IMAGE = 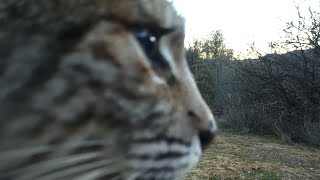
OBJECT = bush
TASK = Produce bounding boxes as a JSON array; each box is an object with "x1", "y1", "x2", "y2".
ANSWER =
[{"x1": 186, "y1": 5, "x2": 320, "y2": 145}]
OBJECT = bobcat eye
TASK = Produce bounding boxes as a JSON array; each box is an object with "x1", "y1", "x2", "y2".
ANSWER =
[
  {"x1": 133, "y1": 28, "x2": 173, "y2": 54},
  {"x1": 134, "y1": 29, "x2": 158, "y2": 54},
  {"x1": 133, "y1": 27, "x2": 176, "y2": 85},
  {"x1": 133, "y1": 28, "x2": 173, "y2": 69}
]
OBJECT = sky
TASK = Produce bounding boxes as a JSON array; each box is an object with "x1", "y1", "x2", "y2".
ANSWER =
[{"x1": 172, "y1": 0, "x2": 319, "y2": 58}]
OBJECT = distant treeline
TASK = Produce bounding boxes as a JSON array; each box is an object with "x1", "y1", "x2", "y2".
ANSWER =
[{"x1": 186, "y1": 7, "x2": 320, "y2": 146}]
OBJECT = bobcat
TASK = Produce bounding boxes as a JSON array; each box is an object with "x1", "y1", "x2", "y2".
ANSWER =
[{"x1": 0, "y1": 0, "x2": 217, "y2": 179}]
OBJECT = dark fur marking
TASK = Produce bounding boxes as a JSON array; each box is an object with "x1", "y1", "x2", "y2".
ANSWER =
[
  {"x1": 127, "y1": 151, "x2": 188, "y2": 161},
  {"x1": 133, "y1": 136, "x2": 191, "y2": 147}
]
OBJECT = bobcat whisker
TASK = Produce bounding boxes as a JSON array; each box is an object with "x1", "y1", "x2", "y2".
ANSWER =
[
  {"x1": 86, "y1": 165, "x2": 124, "y2": 180},
  {"x1": 0, "y1": 146, "x2": 52, "y2": 164},
  {"x1": 125, "y1": 158, "x2": 190, "y2": 179},
  {"x1": 14, "y1": 152, "x2": 102, "y2": 180},
  {"x1": 33, "y1": 159, "x2": 115, "y2": 180},
  {"x1": 75, "y1": 165, "x2": 122, "y2": 180},
  {"x1": 126, "y1": 171, "x2": 144, "y2": 180},
  {"x1": 69, "y1": 139, "x2": 106, "y2": 146},
  {"x1": 75, "y1": 168, "x2": 107, "y2": 180},
  {"x1": 108, "y1": 176, "x2": 122, "y2": 180}
]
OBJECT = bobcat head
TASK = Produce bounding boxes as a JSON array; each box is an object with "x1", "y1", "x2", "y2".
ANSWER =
[{"x1": 0, "y1": 0, "x2": 217, "y2": 179}]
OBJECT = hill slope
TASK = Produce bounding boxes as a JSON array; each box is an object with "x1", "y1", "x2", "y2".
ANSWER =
[{"x1": 186, "y1": 131, "x2": 320, "y2": 179}]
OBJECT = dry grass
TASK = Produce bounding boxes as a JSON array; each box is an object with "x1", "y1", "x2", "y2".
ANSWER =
[{"x1": 185, "y1": 131, "x2": 320, "y2": 180}]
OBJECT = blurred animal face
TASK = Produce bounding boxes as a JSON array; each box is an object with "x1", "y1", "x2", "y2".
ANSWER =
[{"x1": 0, "y1": 0, "x2": 217, "y2": 179}]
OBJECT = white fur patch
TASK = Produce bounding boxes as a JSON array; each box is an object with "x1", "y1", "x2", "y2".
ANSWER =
[
  {"x1": 129, "y1": 141, "x2": 189, "y2": 155},
  {"x1": 152, "y1": 74, "x2": 167, "y2": 85}
]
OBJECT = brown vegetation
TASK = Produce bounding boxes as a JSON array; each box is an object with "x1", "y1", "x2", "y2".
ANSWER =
[
  {"x1": 186, "y1": 130, "x2": 320, "y2": 179},
  {"x1": 186, "y1": 6, "x2": 320, "y2": 145}
]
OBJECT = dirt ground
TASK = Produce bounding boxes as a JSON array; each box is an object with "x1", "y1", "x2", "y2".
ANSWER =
[{"x1": 185, "y1": 131, "x2": 320, "y2": 180}]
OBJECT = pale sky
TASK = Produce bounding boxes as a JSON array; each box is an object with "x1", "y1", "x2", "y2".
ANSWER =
[{"x1": 173, "y1": 0, "x2": 319, "y2": 57}]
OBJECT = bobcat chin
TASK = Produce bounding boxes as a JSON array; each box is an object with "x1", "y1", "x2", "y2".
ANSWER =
[{"x1": 0, "y1": 0, "x2": 217, "y2": 179}]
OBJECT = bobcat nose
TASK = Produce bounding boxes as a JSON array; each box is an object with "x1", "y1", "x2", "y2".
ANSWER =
[{"x1": 198, "y1": 119, "x2": 217, "y2": 151}]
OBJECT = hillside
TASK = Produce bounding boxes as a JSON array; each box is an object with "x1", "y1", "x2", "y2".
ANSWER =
[{"x1": 186, "y1": 131, "x2": 320, "y2": 180}]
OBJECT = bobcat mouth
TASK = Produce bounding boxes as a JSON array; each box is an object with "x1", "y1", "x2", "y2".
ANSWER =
[{"x1": 198, "y1": 119, "x2": 217, "y2": 150}]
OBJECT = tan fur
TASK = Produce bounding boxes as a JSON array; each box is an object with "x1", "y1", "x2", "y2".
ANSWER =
[{"x1": 0, "y1": 0, "x2": 217, "y2": 179}]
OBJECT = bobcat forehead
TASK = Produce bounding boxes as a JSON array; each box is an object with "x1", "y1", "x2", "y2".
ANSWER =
[{"x1": 99, "y1": 0, "x2": 185, "y2": 28}]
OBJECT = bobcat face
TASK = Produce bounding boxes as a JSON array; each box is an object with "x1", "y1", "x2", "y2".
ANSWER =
[{"x1": 0, "y1": 0, "x2": 217, "y2": 179}]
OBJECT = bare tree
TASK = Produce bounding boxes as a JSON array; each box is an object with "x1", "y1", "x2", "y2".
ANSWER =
[{"x1": 228, "y1": 4, "x2": 320, "y2": 145}]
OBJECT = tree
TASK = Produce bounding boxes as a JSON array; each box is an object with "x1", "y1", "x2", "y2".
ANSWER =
[
  {"x1": 186, "y1": 31, "x2": 235, "y2": 113},
  {"x1": 201, "y1": 30, "x2": 234, "y2": 60},
  {"x1": 229, "y1": 3, "x2": 320, "y2": 145}
]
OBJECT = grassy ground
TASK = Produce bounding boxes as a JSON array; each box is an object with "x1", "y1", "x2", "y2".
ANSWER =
[{"x1": 185, "y1": 131, "x2": 320, "y2": 180}]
